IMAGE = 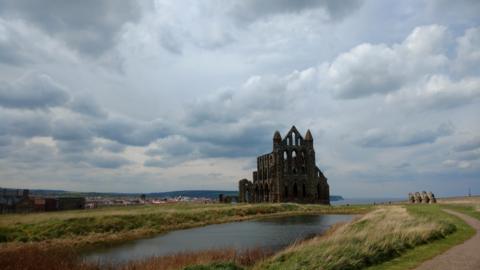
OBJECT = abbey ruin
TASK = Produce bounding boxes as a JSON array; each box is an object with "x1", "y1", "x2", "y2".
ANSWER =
[
  {"x1": 408, "y1": 191, "x2": 437, "y2": 204},
  {"x1": 238, "y1": 126, "x2": 330, "y2": 204}
]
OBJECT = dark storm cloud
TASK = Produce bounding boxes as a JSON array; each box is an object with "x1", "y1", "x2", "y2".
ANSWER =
[
  {"x1": 0, "y1": 73, "x2": 70, "y2": 109},
  {"x1": 230, "y1": 0, "x2": 363, "y2": 23},
  {"x1": 0, "y1": 0, "x2": 142, "y2": 56},
  {"x1": 358, "y1": 123, "x2": 454, "y2": 148}
]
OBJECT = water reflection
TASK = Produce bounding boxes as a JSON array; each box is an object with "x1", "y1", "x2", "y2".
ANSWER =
[{"x1": 85, "y1": 214, "x2": 353, "y2": 264}]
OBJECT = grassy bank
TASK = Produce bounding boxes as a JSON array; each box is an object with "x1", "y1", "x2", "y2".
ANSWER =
[
  {"x1": 0, "y1": 245, "x2": 271, "y2": 270},
  {"x1": 0, "y1": 203, "x2": 369, "y2": 249},
  {"x1": 364, "y1": 204, "x2": 475, "y2": 270},
  {"x1": 254, "y1": 205, "x2": 465, "y2": 270},
  {"x1": 442, "y1": 204, "x2": 480, "y2": 221},
  {"x1": 1, "y1": 203, "x2": 476, "y2": 270}
]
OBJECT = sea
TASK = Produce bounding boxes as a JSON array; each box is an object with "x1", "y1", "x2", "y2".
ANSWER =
[{"x1": 331, "y1": 197, "x2": 405, "y2": 206}]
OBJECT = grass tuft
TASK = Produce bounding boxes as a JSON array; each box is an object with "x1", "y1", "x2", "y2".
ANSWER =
[{"x1": 256, "y1": 205, "x2": 457, "y2": 270}]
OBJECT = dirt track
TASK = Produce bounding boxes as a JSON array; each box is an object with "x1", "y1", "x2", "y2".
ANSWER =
[{"x1": 415, "y1": 209, "x2": 480, "y2": 270}]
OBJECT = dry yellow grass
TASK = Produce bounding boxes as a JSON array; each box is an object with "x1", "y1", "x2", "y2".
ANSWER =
[
  {"x1": 0, "y1": 244, "x2": 270, "y2": 270},
  {"x1": 0, "y1": 203, "x2": 235, "y2": 227},
  {"x1": 0, "y1": 203, "x2": 369, "y2": 259},
  {"x1": 437, "y1": 195, "x2": 480, "y2": 205},
  {"x1": 256, "y1": 206, "x2": 455, "y2": 270}
]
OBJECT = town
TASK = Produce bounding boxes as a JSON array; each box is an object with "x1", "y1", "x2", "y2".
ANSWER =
[{"x1": 0, "y1": 187, "x2": 218, "y2": 214}]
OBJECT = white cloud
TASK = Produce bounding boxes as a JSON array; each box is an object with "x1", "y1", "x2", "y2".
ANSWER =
[
  {"x1": 0, "y1": 1, "x2": 479, "y2": 196},
  {"x1": 455, "y1": 26, "x2": 480, "y2": 74},
  {"x1": 386, "y1": 75, "x2": 480, "y2": 110},
  {"x1": 323, "y1": 25, "x2": 449, "y2": 99},
  {"x1": 357, "y1": 123, "x2": 454, "y2": 148}
]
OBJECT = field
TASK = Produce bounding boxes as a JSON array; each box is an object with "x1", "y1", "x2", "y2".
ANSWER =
[
  {"x1": 0, "y1": 202, "x2": 369, "y2": 249},
  {"x1": 255, "y1": 204, "x2": 473, "y2": 270},
  {"x1": 1, "y1": 200, "x2": 479, "y2": 270}
]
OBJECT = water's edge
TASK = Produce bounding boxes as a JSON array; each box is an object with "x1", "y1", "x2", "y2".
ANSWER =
[{"x1": 85, "y1": 214, "x2": 354, "y2": 264}]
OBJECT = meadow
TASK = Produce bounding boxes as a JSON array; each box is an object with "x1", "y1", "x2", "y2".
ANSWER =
[
  {"x1": 0, "y1": 202, "x2": 369, "y2": 248},
  {"x1": 1, "y1": 199, "x2": 479, "y2": 270}
]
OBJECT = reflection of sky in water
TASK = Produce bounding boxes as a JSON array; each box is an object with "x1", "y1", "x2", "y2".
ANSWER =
[{"x1": 85, "y1": 214, "x2": 353, "y2": 264}]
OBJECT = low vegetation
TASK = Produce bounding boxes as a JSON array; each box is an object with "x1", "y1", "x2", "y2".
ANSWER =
[
  {"x1": 364, "y1": 204, "x2": 475, "y2": 270},
  {"x1": 442, "y1": 204, "x2": 480, "y2": 221},
  {"x1": 254, "y1": 205, "x2": 464, "y2": 270},
  {"x1": 0, "y1": 203, "x2": 369, "y2": 249},
  {"x1": 0, "y1": 245, "x2": 270, "y2": 270},
  {"x1": 2, "y1": 202, "x2": 478, "y2": 270}
]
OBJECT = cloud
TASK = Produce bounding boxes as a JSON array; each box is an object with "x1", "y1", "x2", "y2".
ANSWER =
[
  {"x1": 229, "y1": 0, "x2": 363, "y2": 23},
  {"x1": 454, "y1": 136, "x2": 480, "y2": 152},
  {"x1": 144, "y1": 158, "x2": 179, "y2": 168},
  {"x1": 94, "y1": 116, "x2": 171, "y2": 147},
  {"x1": 85, "y1": 154, "x2": 132, "y2": 169},
  {"x1": 0, "y1": 19, "x2": 30, "y2": 65},
  {"x1": 0, "y1": 73, "x2": 70, "y2": 109},
  {"x1": 98, "y1": 141, "x2": 126, "y2": 153},
  {"x1": 442, "y1": 159, "x2": 472, "y2": 169},
  {"x1": 323, "y1": 25, "x2": 449, "y2": 99},
  {"x1": 0, "y1": 0, "x2": 142, "y2": 56},
  {"x1": 0, "y1": 109, "x2": 52, "y2": 138},
  {"x1": 455, "y1": 26, "x2": 480, "y2": 74},
  {"x1": 56, "y1": 139, "x2": 95, "y2": 154},
  {"x1": 386, "y1": 75, "x2": 480, "y2": 110},
  {"x1": 68, "y1": 95, "x2": 108, "y2": 118},
  {"x1": 51, "y1": 117, "x2": 93, "y2": 141},
  {"x1": 0, "y1": 18, "x2": 77, "y2": 66},
  {"x1": 357, "y1": 123, "x2": 454, "y2": 148}
]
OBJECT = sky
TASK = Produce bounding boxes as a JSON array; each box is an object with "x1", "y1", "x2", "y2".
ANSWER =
[{"x1": 0, "y1": 0, "x2": 479, "y2": 198}]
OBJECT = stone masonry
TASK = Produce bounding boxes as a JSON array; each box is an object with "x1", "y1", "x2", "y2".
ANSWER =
[{"x1": 238, "y1": 126, "x2": 330, "y2": 204}]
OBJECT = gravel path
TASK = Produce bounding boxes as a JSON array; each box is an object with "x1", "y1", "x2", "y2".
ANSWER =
[{"x1": 415, "y1": 209, "x2": 480, "y2": 270}]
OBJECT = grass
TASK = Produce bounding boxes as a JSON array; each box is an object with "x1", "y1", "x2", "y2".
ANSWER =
[
  {"x1": 363, "y1": 204, "x2": 475, "y2": 270},
  {"x1": 0, "y1": 245, "x2": 270, "y2": 270},
  {"x1": 442, "y1": 204, "x2": 480, "y2": 221},
  {"x1": 254, "y1": 205, "x2": 461, "y2": 270},
  {"x1": 3, "y1": 201, "x2": 477, "y2": 270},
  {"x1": 0, "y1": 203, "x2": 369, "y2": 250}
]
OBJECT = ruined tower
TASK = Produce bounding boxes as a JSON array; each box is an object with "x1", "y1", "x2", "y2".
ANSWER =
[{"x1": 238, "y1": 126, "x2": 330, "y2": 204}]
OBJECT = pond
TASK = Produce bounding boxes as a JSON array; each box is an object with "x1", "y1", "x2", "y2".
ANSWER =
[{"x1": 85, "y1": 214, "x2": 354, "y2": 264}]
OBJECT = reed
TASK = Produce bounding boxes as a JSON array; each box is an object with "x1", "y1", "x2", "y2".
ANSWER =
[{"x1": 0, "y1": 244, "x2": 269, "y2": 270}]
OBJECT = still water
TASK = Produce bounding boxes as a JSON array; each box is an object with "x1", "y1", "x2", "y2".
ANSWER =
[{"x1": 85, "y1": 214, "x2": 353, "y2": 264}]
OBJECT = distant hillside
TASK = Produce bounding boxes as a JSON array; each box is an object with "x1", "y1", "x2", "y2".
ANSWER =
[
  {"x1": 27, "y1": 189, "x2": 238, "y2": 199},
  {"x1": 26, "y1": 189, "x2": 344, "y2": 201},
  {"x1": 147, "y1": 190, "x2": 238, "y2": 199}
]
